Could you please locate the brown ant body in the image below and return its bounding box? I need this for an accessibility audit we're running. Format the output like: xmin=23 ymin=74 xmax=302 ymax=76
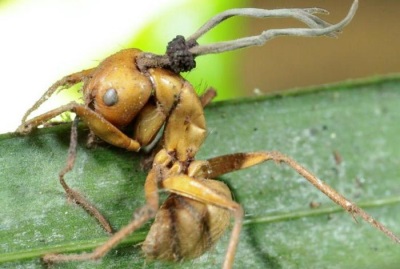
xmin=16 ymin=1 xmax=399 ymax=268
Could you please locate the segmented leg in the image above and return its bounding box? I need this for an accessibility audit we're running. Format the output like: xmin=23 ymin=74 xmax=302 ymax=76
xmin=21 ymin=68 xmax=94 ymax=123
xmin=16 ymin=102 xmax=140 ymax=151
xmin=199 ymin=87 xmax=217 ymax=107
xmin=206 ymin=151 xmax=400 ymax=244
xmin=18 ymin=102 xmax=142 ymax=233
xmin=43 ymin=204 xmax=156 ymax=263
xmin=43 ymin=166 xmax=161 ymax=263
xmin=60 ymin=117 xmax=113 ymax=233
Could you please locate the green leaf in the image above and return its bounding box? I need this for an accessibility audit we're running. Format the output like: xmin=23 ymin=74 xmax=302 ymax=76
xmin=1 ymin=75 xmax=400 ymax=268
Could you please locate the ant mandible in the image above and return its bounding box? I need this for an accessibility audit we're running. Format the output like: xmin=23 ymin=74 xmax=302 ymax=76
xmin=16 ymin=1 xmax=399 ymax=268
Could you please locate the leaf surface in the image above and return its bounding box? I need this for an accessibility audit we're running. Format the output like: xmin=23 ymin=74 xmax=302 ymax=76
xmin=1 ymin=76 xmax=400 ymax=269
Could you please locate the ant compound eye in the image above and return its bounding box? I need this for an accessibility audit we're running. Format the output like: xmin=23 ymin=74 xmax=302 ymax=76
xmin=103 ymin=88 xmax=119 ymax=106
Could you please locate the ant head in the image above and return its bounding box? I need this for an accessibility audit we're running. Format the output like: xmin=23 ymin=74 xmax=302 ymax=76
xmin=84 ymin=49 xmax=153 ymax=129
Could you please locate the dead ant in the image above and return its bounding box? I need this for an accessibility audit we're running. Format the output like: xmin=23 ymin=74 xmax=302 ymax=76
xmin=15 ymin=1 xmax=400 ymax=268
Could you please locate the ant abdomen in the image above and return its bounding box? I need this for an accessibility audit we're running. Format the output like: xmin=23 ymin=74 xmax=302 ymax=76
xmin=143 ymin=179 xmax=232 ymax=261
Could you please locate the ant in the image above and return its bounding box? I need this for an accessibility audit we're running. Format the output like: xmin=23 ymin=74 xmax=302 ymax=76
xmin=15 ymin=1 xmax=399 ymax=268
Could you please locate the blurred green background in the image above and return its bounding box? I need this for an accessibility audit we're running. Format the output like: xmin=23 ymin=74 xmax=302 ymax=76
xmin=0 ymin=0 xmax=399 ymax=133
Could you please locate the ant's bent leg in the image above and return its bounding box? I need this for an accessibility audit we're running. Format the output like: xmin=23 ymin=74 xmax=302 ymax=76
xmin=42 ymin=205 xmax=156 ymax=263
xmin=43 ymin=167 xmax=161 ymax=263
xmin=19 ymin=103 xmax=142 ymax=232
xmin=206 ymin=151 xmax=400 ymax=244
xmin=59 ymin=117 xmax=113 ymax=233
xmin=17 ymin=102 xmax=80 ymax=134
xmin=16 ymin=102 xmax=140 ymax=151
xmin=199 ymin=87 xmax=217 ymax=107
xmin=162 ymin=175 xmax=243 ymax=269
xmin=21 ymin=68 xmax=95 ymax=123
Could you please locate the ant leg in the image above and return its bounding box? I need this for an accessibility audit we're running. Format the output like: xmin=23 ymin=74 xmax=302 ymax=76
xmin=43 ymin=166 xmax=161 ymax=263
xmin=21 ymin=68 xmax=95 ymax=123
xmin=16 ymin=102 xmax=140 ymax=151
xmin=18 ymin=103 xmax=143 ymax=232
xmin=59 ymin=117 xmax=113 ymax=233
xmin=43 ymin=205 xmax=156 ymax=263
xmin=199 ymin=87 xmax=217 ymax=107
xmin=162 ymin=174 xmax=243 ymax=269
xmin=206 ymin=151 xmax=400 ymax=244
